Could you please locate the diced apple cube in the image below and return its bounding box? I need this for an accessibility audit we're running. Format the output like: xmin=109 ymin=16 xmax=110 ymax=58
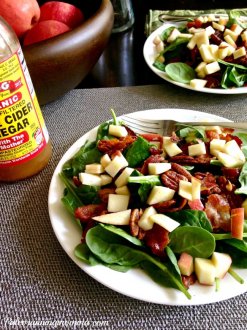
xmin=178 ymin=252 xmax=194 ymax=276
xmin=138 ymin=206 xmax=157 ymax=231
xmin=187 ymin=34 xmax=198 ymax=50
xmin=223 ymin=139 xmax=245 ymax=162
xmin=241 ymin=30 xmax=247 ymax=42
xmin=205 ymin=25 xmax=215 ymax=36
xmin=148 ymin=162 xmax=171 ymax=175
xmin=230 ymin=23 xmax=243 ymax=36
xmin=224 ymin=35 xmax=237 ymax=48
xmin=218 ymin=45 xmax=230 ymax=60
xmin=167 ymin=28 xmax=181 ymax=43
xmin=199 ymin=44 xmax=215 ymax=63
xmin=194 ymin=258 xmax=216 ymax=285
xmin=149 ymin=213 xmax=180 ymax=232
xmin=109 ymin=124 xmax=128 ymax=138
xmin=163 ymin=137 xmax=182 ymax=157
xmin=233 ymin=47 xmax=246 ymax=59
xmin=190 ymin=79 xmax=207 ymax=89
xmin=92 ymin=209 xmax=131 ymax=225
xmin=100 ymin=154 xmax=111 ymax=168
xmin=224 ymin=28 xmax=238 ymax=41
xmin=156 ymin=41 xmax=164 ymax=53
xmin=105 ymin=153 xmax=128 ymax=177
xmin=115 ymin=167 xmax=134 ymax=187
xmin=100 ymin=174 xmax=112 ymax=186
xmin=191 ymin=177 xmax=201 ymax=200
xmin=147 ymin=186 xmax=175 ymax=205
xmin=115 ymin=185 xmax=130 ymax=195
xmin=188 ymin=142 xmax=206 ymax=156
xmin=212 ymin=21 xmax=225 ymax=32
xmin=79 ymin=172 xmax=102 ymax=186
xmin=210 ymin=138 xmax=226 ymax=156
xmin=211 ymin=252 xmax=232 ymax=279
xmin=195 ymin=61 xmax=207 ymax=72
xmin=204 ymin=61 xmax=221 ymax=75
xmin=207 ymin=14 xmax=216 ymax=22
xmin=208 ymin=44 xmax=219 ymax=58
xmin=85 ymin=163 xmax=104 ymax=174
xmin=178 ymin=180 xmax=192 ymax=201
xmin=195 ymin=31 xmax=210 ymax=48
xmin=107 ymin=194 xmax=130 ymax=212
xmin=217 ymin=151 xmax=244 ymax=168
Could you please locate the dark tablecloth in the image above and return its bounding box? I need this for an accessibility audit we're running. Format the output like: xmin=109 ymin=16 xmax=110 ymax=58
xmin=1 ymin=84 xmax=247 ymax=329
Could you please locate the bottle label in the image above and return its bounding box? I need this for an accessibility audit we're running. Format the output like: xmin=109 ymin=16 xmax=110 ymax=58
xmin=0 ymin=47 xmax=49 ymax=168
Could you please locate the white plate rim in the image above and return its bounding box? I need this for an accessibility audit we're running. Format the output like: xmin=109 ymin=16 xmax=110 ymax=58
xmin=48 ymin=108 xmax=247 ymax=306
xmin=143 ymin=20 xmax=247 ymax=94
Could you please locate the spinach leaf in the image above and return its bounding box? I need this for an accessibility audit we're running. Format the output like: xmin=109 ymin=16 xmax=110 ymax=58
xmin=226 ymin=10 xmax=246 ymax=29
xmin=124 ymin=136 xmax=151 ymax=167
xmin=169 ymin=226 xmax=215 ymax=258
xmin=235 ymin=162 xmax=247 ymax=195
xmin=216 ymin=240 xmax=247 ymax=268
xmin=165 ymin=62 xmax=195 ymax=84
xmin=62 ymin=140 xmax=102 ymax=177
xmin=75 ymin=184 xmax=101 ymax=204
xmin=153 ymin=61 xmax=166 ymax=71
xmin=166 ymin=246 xmax=181 ymax=276
xmin=128 ymin=175 xmax=161 ymax=203
xmin=175 ymin=124 xmax=206 ymax=142
xmin=160 ymin=26 xmax=176 ymax=42
xmin=163 ymin=37 xmax=191 ymax=54
xmin=86 ymin=225 xmax=191 ymax=298
xmin=168 ymin=210 xmax=212 ymax=232
xmin=99 ymin=224 xmax=143 ymax=246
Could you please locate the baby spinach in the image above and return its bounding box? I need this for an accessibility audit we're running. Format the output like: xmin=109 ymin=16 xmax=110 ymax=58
xmin=169 ymin=226 xmax=215 ymax=258
xmin=124 ymin=136 xmax=151 ymax=167
xmin=165 ymin=62 xmax=195 ymax=84
xmin=128 ymin=175 xmax=161 ymax=203
xmin=235 ymin=162 xmax=247 ymax=195
xmin=175 ymin=124 xmax=206 ymax=141
xmin=85 ymin=225 xmax=191 ymax=298
xmin=217 ymin=240 xmax=247 ymax=268
xmin=168 ymin=210 xmax=212 ymax=232
xmin=99 ymin=224 xmax=143 ymax=246
xmin=62 ymin=140 xmax=102 ymax=177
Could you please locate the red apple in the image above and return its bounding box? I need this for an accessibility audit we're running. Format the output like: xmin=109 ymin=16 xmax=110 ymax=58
xmin=23 ymin=20 xmax=71 ymax=46
xmin=0 ymin=0 xmax=40 ymax=38
xmin=39 ymin=1 xmax=84 ymax=29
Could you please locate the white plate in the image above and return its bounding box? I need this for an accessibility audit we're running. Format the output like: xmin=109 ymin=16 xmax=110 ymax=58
xmin=143 ymin=22 xmax=247 ymax=94
xmin=48 ymin=108 xmax=247 ymax=305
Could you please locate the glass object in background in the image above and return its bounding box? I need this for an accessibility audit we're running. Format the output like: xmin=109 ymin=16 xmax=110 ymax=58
xmin=111 ymin=0 xmax=135 ymax=33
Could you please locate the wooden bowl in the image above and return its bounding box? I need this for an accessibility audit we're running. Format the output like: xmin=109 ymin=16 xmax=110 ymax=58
xmin=23 ymin=0 xmax=114 ymax=105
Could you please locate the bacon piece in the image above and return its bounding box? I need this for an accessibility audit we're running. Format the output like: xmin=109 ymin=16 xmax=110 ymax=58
xmin=217 ymin=176 xmax=244 ymax=209
xmin=139 ymin=154 xmax=165 ymax=175
xmin=194 ymin=172 xmax=221 ymax=195
xmin=97 ymin=135 xmax=136 ymax=156
xmin=98 ymin=188 xmax=116 ymax=204
xmin=144 ymin=224 xmax=170 ymax=257
xmin=75 ymin=204 xmax=106 ymax=223
xmin=204 ymin=194 xmax=231 ymax=232
xmin=73 ymin=175 xmax=82 ymax=187
xmin=221 ymin=167 xmax=240 ymax=183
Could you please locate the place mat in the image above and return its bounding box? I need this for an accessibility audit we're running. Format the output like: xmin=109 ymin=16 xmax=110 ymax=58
xmin=145 ymin=8 xmax=247 ymax=35
xmin=1 ymin=85 xmax=247 ymax=330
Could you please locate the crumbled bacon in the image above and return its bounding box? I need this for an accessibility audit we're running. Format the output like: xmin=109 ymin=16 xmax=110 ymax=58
xmin=75 ymin=204 xmax=106 ymax=223
xmin=194 ymin=172 xmax=221 ymax=195
xmin=144 ymin=224 xmax=170 ymax=257
xmin=98 ymin=188 xmax=116 ymax=204
xmin=97 ymin=135 xmax=136 ymax=156
xmin=182 ymin=273 xmax=197 ymax=289
xmin=204 ymin=194 xmax=231 ymax=232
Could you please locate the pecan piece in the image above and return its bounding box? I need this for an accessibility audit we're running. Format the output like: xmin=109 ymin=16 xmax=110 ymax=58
xmin=171 ymin=162 xmax=192 ymax=181
xmin=161 ymin=170 xmax=188 ymax=191
xmin=129 ymin=209 xmax=145 ymax=239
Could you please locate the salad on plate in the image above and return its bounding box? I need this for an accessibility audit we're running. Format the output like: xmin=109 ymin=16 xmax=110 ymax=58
xmin=59 ymin=111 xmax=247 ymax=300
xmin=151 ymin=10 xmax=247 ymax=90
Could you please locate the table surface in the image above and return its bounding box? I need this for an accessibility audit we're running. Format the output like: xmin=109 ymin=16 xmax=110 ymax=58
xmin=1 ymin=85 xmax=247 ymax=329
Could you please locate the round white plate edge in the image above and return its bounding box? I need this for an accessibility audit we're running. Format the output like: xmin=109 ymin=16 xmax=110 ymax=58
xmin=48 ymin=108 xmax=247 ymax=306
xmin=143 ymin=23 xmax=247 ymax=95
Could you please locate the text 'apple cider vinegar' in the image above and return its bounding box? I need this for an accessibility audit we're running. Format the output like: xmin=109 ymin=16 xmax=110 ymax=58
xmin=0 ymin=17 xmax=52 ymax=182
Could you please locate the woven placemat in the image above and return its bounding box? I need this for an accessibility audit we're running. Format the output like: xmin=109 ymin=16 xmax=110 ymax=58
xmin=1 ymin=85 xmax=247 ymax=329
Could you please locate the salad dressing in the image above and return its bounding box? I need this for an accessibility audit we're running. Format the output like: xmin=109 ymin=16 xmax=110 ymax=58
xmin=0 ymin=17 xmax=52 ymax=182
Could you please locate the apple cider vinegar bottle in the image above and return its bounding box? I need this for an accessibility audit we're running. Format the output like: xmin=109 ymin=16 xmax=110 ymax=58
xmin=0 ymin=16 xmax=52 ymax=182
